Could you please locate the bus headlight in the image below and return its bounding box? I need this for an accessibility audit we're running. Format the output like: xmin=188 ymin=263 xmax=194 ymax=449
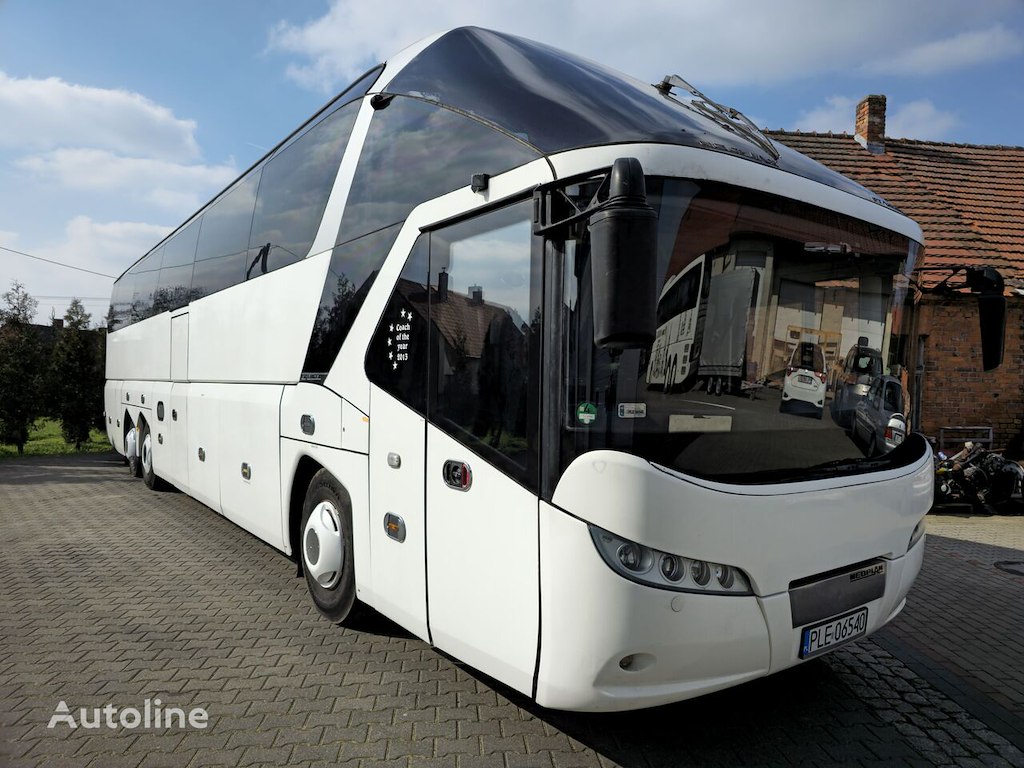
xmin=589 ymin=525 xmax=752 ymax=595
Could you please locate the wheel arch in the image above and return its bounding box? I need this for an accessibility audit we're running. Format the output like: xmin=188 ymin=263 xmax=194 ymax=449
xmin=287 ymin=455 xmax=363 ymax=566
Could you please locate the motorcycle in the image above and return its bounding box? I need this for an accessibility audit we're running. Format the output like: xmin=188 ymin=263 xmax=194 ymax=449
xmin=934 ymin=441 xmax=1024 ymax=510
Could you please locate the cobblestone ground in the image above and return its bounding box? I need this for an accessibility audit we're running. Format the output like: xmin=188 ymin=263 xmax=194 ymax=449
xmin=1 ymin=452 xmax=1022 ymax=767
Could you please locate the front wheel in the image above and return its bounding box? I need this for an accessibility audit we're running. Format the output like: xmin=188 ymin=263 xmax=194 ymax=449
xmin=300 ymin=469 xmax=362 ymax=624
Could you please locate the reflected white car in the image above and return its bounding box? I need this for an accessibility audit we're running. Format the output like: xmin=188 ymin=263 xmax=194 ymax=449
xmin=780 ymin=342 xmax=826 ymax=418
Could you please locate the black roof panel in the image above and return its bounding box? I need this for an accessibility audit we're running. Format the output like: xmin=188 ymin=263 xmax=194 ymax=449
xmin=387 ymin=28 xmax=884 ymax=205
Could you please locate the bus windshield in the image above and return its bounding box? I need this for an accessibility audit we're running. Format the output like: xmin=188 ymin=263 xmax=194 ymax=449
xmin=553 ymin=177 xmax=922 ymax=485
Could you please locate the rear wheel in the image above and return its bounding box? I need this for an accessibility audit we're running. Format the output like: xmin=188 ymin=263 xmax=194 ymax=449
xmin=300 ymin=469 xmax=362 ymax=624
xmin=139 ymin=420 xmax=165 ymax=491
xmin=126 ymin=420 xmax=142 ymax=478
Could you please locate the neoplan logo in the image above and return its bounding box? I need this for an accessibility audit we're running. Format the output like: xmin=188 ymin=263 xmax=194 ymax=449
xmin=849 ymin=563 xmax=885 ymax=583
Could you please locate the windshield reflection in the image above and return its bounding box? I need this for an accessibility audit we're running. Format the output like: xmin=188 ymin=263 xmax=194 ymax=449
xmin=556 ymin=178 xmax=922 ymax=483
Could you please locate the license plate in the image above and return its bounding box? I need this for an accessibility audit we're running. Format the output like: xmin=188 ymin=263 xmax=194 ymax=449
xmin=892 ymin=431 xmax=904 ymax=444
xmin=797 ymin=374 xmax=813 ymax=384
xmin=800 ymin=607 xmax=868 ymax=659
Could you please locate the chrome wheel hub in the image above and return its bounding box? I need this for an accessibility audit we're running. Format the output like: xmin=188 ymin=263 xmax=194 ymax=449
xmin=141 ymin=430 xmax=153 ymax=475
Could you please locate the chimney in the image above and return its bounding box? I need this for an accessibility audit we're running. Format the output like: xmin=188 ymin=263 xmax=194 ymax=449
xmin=469 ymin=285 xmax=483 ymax=305
xmin=437 ymin=269 xmax=449 ymax=302
xmin=855 ymin=95 xmax=886 ymax=154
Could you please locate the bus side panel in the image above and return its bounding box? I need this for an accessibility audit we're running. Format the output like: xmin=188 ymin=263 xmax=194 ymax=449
xmin=280 ymin=383 xmax=343 ymax=448
xmin=218 ymin=384 xmax=286 ymax=551
xmin=187 ymin=383 xmax=221 ymax=514
xmin=279 ymin=440 xmax=373 ymax=599
xmin=106 ymin=313 xmax=171 ymax=382
xmin=367 ymin=385 xmax=428 ymax=642
xmin=104 ymin=381 xmax=123 ymax=453
xmin=148 ymin=381 xmax=175 ymax=482
xmin=170 ymin=313 xmax=188 ymax=382
xmin=165 ymin=383 xmax=190 ymax=493
xmin=425 ymin=426 xmax=539 ymax=697
xmin=187 ymin=253 xmax=328 ymax=384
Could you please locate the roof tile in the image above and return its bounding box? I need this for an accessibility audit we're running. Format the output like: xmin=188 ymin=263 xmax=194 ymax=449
xmin=767 ymin=131 xmax=1024 ymax=288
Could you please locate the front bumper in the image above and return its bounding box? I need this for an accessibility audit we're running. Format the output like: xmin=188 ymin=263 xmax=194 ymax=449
xmin=535 ymin=502 xmax=925 ymax=712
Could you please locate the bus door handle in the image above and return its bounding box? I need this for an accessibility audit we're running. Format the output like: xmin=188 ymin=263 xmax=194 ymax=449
xmin=442 ymin=460 xmax=472 ymax=491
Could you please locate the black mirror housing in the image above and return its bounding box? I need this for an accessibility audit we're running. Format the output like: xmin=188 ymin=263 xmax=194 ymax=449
xmin=588 ymin=158 xmax=658 ymax=348
xmin=966 ymin=266 xmax=1006 ymax=371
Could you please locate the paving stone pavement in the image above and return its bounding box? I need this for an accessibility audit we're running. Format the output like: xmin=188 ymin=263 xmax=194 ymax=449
xmin=1 ymin=452 xmax=1022 ymax=767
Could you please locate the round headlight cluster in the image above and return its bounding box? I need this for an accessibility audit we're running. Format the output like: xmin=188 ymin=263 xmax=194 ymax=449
xmin=589 ymin=525 xmax=752 ymax=595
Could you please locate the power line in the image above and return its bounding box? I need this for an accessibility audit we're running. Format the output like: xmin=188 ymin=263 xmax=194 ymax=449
xmin=35 ymin=296 xmax=110 ymax=301
xmin=0 ymin=244 xmax=115 ymax=279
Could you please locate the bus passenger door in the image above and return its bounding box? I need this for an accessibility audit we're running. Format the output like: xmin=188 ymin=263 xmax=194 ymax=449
xmin=425 ymin=430 xmax=539 ymax=696
xmin=422 ymin=200 xmax=540 ymax=697
xmin=367 ymin=385 xmax=428 ymax=641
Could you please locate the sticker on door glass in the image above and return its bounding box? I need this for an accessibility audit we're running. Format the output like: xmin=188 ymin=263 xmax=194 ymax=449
xmin=617 ymin=403 xmax=647 ymax=419
xmin=387 ymin=308 xmax=412 ymax=371
xmin=576 ymin=402 xmax=597 ymax=425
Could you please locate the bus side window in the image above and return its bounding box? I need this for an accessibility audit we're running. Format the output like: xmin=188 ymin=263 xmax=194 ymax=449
xmin=191 ymin=171 xmax=261 ymax=299
xmin=303 ymin=223 xmax=404 ymax=382
xmin=364 ymin=235 xmax=430 ymax=412
xmin=247 ymin=100 xmax=360 ymax=278
xmin=336 ymin=95 xmax=540 ymax=245
xmin=128 ymin=248 xmax=163 ymax=323
xmin=155 ymin=218 xmax=201 ymax=314
xmin=425 ymin=201 xmax=540 ymax=489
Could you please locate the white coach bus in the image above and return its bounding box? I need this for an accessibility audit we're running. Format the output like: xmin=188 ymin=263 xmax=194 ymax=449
xmin=105 ymin=28 xmax=1005 ymax=712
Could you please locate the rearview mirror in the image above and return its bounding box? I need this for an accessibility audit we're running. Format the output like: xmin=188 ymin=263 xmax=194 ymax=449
xmin=588 ymin=158 xmax=658 ymax=348
xmin=967 ymin=266 xmax=1005 ymax=371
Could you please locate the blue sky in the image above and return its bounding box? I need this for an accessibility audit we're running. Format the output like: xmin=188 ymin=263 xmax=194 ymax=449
xmin=2 ymin=0 xmax=1022 ymax=326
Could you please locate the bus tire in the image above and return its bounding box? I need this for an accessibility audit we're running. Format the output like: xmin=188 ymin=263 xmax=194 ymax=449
xmin=300 ymin=469 xmax=362 ymax=624
xmin=139 ymin=420 xmax=165 ymax=491
xmin=126 ymin=419 xmax=142 ymax=479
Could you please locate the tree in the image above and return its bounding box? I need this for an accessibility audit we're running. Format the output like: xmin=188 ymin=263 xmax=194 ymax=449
xmin=51 ymin=299 xmax=102 ymax=450
xmin=0 ymin=280 xmax=38 ymax=324
xmin=0 ymin=281 xmax=45 ymax=454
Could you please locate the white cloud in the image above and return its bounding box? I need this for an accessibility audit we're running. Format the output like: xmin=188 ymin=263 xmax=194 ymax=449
xmin=17 ymin=149 xmax=237 ymax=212
xmin=793 ymin=97 xmax=859 ymax=134
xmin=887 ymin=100 xmax=959 ymax=141
xmin=0 ymin=216 xmax=172 ymax=326
xmin=792 ymin=95 xmax=959 ymax=141
xmin=0 ymin=72 xmax=201 ymax=162
xmin=268 ymin=1 xmax=1024 ymax=92
xmin=864 ymin=24 xmax=1024 ymax=76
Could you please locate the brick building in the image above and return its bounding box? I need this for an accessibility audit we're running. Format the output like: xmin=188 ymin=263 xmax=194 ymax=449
xmin=768 ymin=98 xmax=1024 ymax=452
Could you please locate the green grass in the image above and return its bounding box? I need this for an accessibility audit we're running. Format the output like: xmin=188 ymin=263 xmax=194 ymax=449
xmin=0 ymin=418 xmax=111 ymax=458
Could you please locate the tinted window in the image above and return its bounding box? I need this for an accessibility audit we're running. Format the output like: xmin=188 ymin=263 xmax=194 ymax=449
xmin=154 ymin=265 xmax=195 ymax=314
xmin=193 ymin=172 xmax=260 ymax=297
xmin=128 ymin=270 xmax=159 ymax=323
xmin=155 ymin=218 xmax=200 ymax=312
xmin=427 ymin=201 xmax=539 ymax=486
xmin=162 ymin=218 xmax=200 ymax=267
xmin=387 ymin=28 xmax=878 ymax=204
xmin=337 ymin=96 xmax=539 ymax=244
xmin=302 ymin=223 xmax=402 ymax=381
xmin=126 ymin=249 xmax=162 ymax=322
xmin=108 ymin=274 xmax=134 ymax=331
xmin=248 ymin=101 xmax=359 ymax=277
xmin=365 ymin=236 xmax=429 ymax=412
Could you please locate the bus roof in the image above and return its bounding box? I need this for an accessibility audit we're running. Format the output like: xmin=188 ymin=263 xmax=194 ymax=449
xmin=385 ymin=28 xmax=893 ymax=209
